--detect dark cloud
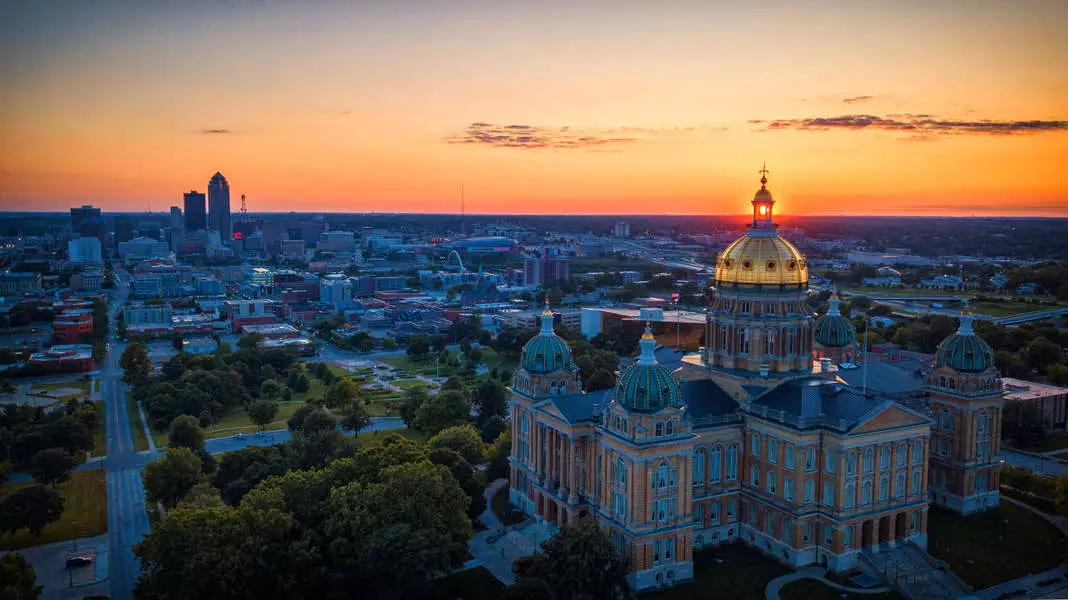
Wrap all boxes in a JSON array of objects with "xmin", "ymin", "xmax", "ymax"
[
  {"xmin": 842, "ymin": 95, "xmax": 875, "ymax": 104},
  {"xmin": 445, "ymin": 123, "xmax": 639, "ymax": 149},
  {"xmin": 752, "ymin": 114, "xmax": 1068, "ymax": 137},
  {"xmin": 201, "ymin": 128, "xmax": 232, "ymax": 134}
]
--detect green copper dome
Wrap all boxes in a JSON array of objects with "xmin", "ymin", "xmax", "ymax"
[
  {"xmin": 520, "ymin": 305, "xmax": 573, "ymax": 374},
  {"xmin": 934, "ymin": 311, "xmax": 993, "ymax": 373},
  {"xmin": 613, "ymin": 326, "xmax": 682, "ymax": 413},
  {"xmin": 815, "ymin": 294, "xmax": 856, "ymax": 348}
]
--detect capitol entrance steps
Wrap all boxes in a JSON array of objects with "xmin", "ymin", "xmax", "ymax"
[{"xmin": 860, "ymin": 544, "xmax": 969, "ymax": 600}]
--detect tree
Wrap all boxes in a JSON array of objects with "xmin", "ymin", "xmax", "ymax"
[
  {"xmin": 260, "ymin": 379, "xmax": 285, "ymax": 402},
  {"xmin": 459, "ymin": 339, "xmax": 472, "ymax": 356},
  {"xmin": 479, "ymin": 330, "xmax": 494, "ymax": 347},
  {"xmin": 1048, "ymin": 363, "xmax": 1068, "ymax": 386},
  {"xmin": 406, "ymin": 334, "xmax": 430, "ymax": 360},
  {"xmin": 1055, "ymin": 474, "xmax": 1068, "ymax": 517},
  {"xmin": 248, "ymin": 399, "xmax": 280, "ymax": 430},
  {"xmin": 0, "ymin": 553, "xmax": 42, "ymax": 600},
  {"xmin": 121, "ymin": 342, "xmax": 152, "ymax": 385},
  {"xmin": 0, "ymin": 485, "xmax": 64, "ymax": 537},
  {"xmin": 508, "ymin": 518, "xmax": 633, "ymax": 600},
  {"xmin": 431, "ymin": 336, "xmax": 447, "ymax": 353},
  {"xmin": 143, "ymin": 447, "xmax": 203, "ymax": 509},
  {"xmin": 399, "ymin": 387, "xmax": 428, "ymax": 426},
  {"xmin": 413, "ymin": 391, "xmax": 471, "ymax": 435},
  {"xmin": 479, "ymin": 415, "xmax": 507, "ymax": 444},
  {"xmin": 1024, "ymin": 337, "xmax": 1063, "ymax": 371},
  {"xmin": 473, "ymin": 379, "xmax": 507, "ymax": 426},
  {"xmin": 29, "ymin": 448, "xmax": 75, "ymax": 486},
  {"xmin": 340, "ymin": 402, "xmax": 371, "ymax": 437},
  {"xmin": 382, "ymin": 338, "xmax": 397, "ymax": 350},
  {"xmin": 585, "ymin": 368, "xmax": 616, "ymax": 392},
  {"xmin": 325, "ymin": 379, "xmax": 359, "ymax": 408},
  {"xmin": 162, "ymin": 355, "xmax": 186, "ymax": 380},
  {"xmin": 428, "ymin": 425, "xmax": 485, "ymax": 465},
  {"xmin": 168, "ymin": 415, "xmax": 205, "ymax": 452}
]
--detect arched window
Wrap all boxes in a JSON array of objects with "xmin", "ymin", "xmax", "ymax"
[
  {"xmin": 862, "ymin": 480, "xmax": 872, "ymax": 505},
  {"xmin": 658, "ymin": 462, "xmax": 669, "ymax": 490},
  {"xmin": 750, "ymin": 465, "xmax": 760, "ymax": 486},
  {"xmin": 693, "ymin": 449, "xmax": 705, "ymax": 483},
  {"xmin": 726, "ymin": 444, "xmax": 738, "ymax": 481},
  {"xmin": 764, "ymin": 329, "xmax": 775, "ymax": 356},
  {"xmin": 913, "ymin": 441, "xmax": 923, "ymax": 464},
  {"xmin": 618, "ymin": 457, "xmax": 626, "ymax": 485},
  {"xmin": 739, "ymin": 329, "xmax": 750, "ymax": 354},
  {"xmin": 895, "ymin": 471, "xmax": 906, "ymax": 498},
  {"xmin": 666, "ymin": 421, "xmax": 674, "ymax": 436},
  {"xmin": 879, "ymin": 475, "xmax": 889, "ymax": 501},
  {"xmin": 911, "ymin": 470, "xmax": 921, "ymax": 494},
  {"xmin": 710, "ymin": 447, "xmax": 722, "ymax": 483},
  {"xmin": 845, "ymin": 482, "xmax": 856, "ymax": 508},
  {"xmin": 655, "ymin": 422, "xmax": 664, "ymax": 437},
  {"xmin": 847, "ymin": 451, "xmax": 857, "ymax": 475},
  {"xmin": 751, "ymin": 433, "xmax": 761, "ymax": 458},
  {"xmin": 939, "ymin": 376, "xmax": 946, "ymax": 388},
  {"xmin": 863, "ymin": 448, "xmax": 874, "ymax": 473},
  {"xmin": 897, "ymin": 443, "xmax": 906, "ymax": 467},
  {"xmin": 879, "ymin": 446, "xmax": 889, "ymax": 469},
  {"xmin": 805, "ymin": 447, "xmax": 816, "ymax": 472},
  {"xmin": 949, "ymin": 378, "xmax": 956, "ymax": 390}
]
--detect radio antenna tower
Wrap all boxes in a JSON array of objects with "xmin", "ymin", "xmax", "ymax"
[{"xmin": 460, "ymin": 184, "xmax": 466, "ymax": 236}]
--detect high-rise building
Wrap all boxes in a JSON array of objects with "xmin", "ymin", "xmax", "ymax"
[
  {"xmin": 170, "ymin": 206, "xmax": 183, "ymax": 230},
  {"xmin": 208, "ymin": 172, "xmax": 232, "ymax": 241},
  {"xmin": 183, "ymin": 191, "xmax": 207, "ymax": 231},
  {"xmin": 115, "ymin": 218, "xmax": 135, "ymax": 246},
  {"xmin": 523, "ymin": 252, "xmax": 570, "ymax": 287},
  {"xmin": 70, "ymin": 205, "xmax": 101, "ymax": 229},
  {"xmin": 614, "ymin": 221, "xmax": 631, "ymax": 237},
  {"xmin": 68, "ymin": 237, "xmax": 103, "ymax": 264}
]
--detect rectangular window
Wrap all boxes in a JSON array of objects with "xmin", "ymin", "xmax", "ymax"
[
  {"xmin": 709, "ymin": 501, "xmax": 720, "ymax": 523},
  {"xmin": 805, "ymin": 447, "xmax": 816, "ymax": 472},
  {"xmin": 653, "ymin": 541, "xmax": 661, "ymax": 563},
  {"xmin": 748, "ymin": 502, "xmax": 758, "ymax": 526},
  {"xmin": 784, "ymin": 444, "xmax": 795, "ymax": 471},
  {"xmin": 751, "ymin": 435, "xmax": 761, "ymax": 458},
  {"xmin": 694, "ymin": 502, "xmax": 704, "ymax": 524},
  {"xmin": 767, "ymin": 471, "xmax": 777, "ymax": 495},
  {"xmin": 804, "ymin": 480, "xmax": 814, "ymax": 504},
  {"xmin": 726, "ymin": 447, "xmax": 738, "ymax": 481},
  {"xmin": 727, "ymin": 500, "xmax": 737, "ymax": 522},
  {"xmin": 825, "ymin": 451, "xmax": 836, "ymax": 475},
  {"xmin": 822, "ymin": 482, "xmax": 834, "ymax": 506},
  {"xmin": 880, "ymin": 447, "xmax": 889, "ymax": 470},
  {"xmin": 783, "ymin": 519, "xmax": 793, "ymax": 544},
  {"xmin": 847, "ymin": 452, "xmax": 856, "ymax": 476},
  {"xmin": 710, "ymin": 449, "xmax": 722, "ymax": 483},
  {"xmin": 768, "ymin": 439, "xmax": 778, "ymax": 464},
  {"xmin": 896, "ymin": 444, "xmax": 906, "ymax": 467},
  {"xmin": 784, "ymin": 477, "xmax": 794, "ymax": 501},
  {"xmin": 823, "ymin": 524, "xmax": 833, "ymax": 547},
  {"xmin": 665, "ymin": 537, "xmax": 673, "ymax": 561},
  {"xmin": 751, "ymin": 465, "xmax": 760, "ymax": 486}
]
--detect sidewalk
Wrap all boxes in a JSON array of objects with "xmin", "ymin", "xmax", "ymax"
[{"xmin": 765, "ymin": 567, "xmax": 892, "ymax": 600}]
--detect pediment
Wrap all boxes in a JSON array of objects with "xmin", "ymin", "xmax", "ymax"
[{"xmin": 852, "ymin": 403, "xmax": 929, "ymax": 434}]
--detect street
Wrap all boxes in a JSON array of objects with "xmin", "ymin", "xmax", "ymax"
[{"xmin": 1001, "ymin": 449, "xmax": 1068, "ymax": 477}]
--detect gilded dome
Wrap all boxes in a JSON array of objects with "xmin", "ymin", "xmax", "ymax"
[
  {"xmin": 520, "ymin": 303, "xmax": 573, "ymax": 374},
  {"xmin": 934, "ymin": 311, "xmax": 993, "ymax": 373},
  {"xmin": 714, "ymin": 167, "xmax": 808, "ymax": 290},
  {"xmin": 815, "ymin": 294, "xmax": 856, "ymax": 348},
  {"xmin": 715, "ymin": 235, "xmax": 808, "ymax": 288},
  {"xmin": 613, "ymin": 325, "xmax": 682, "ymax": 413}
]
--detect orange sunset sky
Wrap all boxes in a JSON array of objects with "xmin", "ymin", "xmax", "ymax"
[{"xmin": 1, "ymin": 0, "xmax": 1066, "ymax": 216}]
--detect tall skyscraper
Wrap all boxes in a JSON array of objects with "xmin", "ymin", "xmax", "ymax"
[
  {"xmin": 208, "ymin": 172, "xmax": 232, "ymax": 241},
  {"xmin": 170, "ymin": 206, "xmax": 183, "ymax": 230},
  {"xmin": 183, "ymin": 191, "xmax": 206, "ymax": 231},
  {"xmin": 70, "ymin": 205, "xmax": 101, "ymax": 229}
]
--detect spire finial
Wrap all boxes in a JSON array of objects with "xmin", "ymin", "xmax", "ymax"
[
  {"xmin": 958, "ymin": 300, "xmax": 974, "ymax": 335},
  {"xmin": 641, "ymin": 321, "xmax": 655, "ymax": 341},
  {"xmin": 638, "ymin": 321, "xmax": 657, "ymax": 364},
  {"xmin": 759, "ymin": 161, "xmax": 769, "ymax": 187},
  {"xmin": 541, "ymin": 295, "xmax": 552, "ymax": 317}
]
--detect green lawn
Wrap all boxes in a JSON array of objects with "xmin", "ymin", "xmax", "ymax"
[
  {"xmin": 427, "ymin": 566, "xmax": 504, "ymax": 600},
  {"xmin": 32, "ymin": 378, "xmax": 91, "ymax": 393},
  {"xmin": 0, "ymin": 469, "xmax": 108, "ymax": 550},
  {"xmin": 927, "ymin": 502, "xmax": 1068, "ymax": 590},
  {"xmin": 395, "ymin": 378, "xmax": 428, "ymax": 390},
  {"xmin": 126, "ymin": 394, "xmax": 149, "ymax": 452},
  {"xmin": 1029, "ymin": 433, "xmax": 1068, "ymax": 453},
  {"xmin": 380, "ymin": 355, "xmax": 440, "ymax": 376},
  {"xmin": 153, "ymin": 401, "xmax": 309, "ymax": 447},
  {"xmin": 490, "ymin": 485, "xmax": 527, "ymax": 526},
  {"xmin": 780, "ymin": 579, "xmax": 905, "ymax": 600},
  {"xmin": 292, "ymin": 377, "xmax": 326, "ymax": 403},
  {"xmin": 91, "ymin": 400, "xmax": 106, "ymax": 456},
  {"xmin": 969, "ymin": 301, "xmax": 1055, "ymax": 317},
  {"xmin": 323, "ymin": 362, "xmax": 352, "ymax": 378},
  {"xmin": 645, "ymin": 544, "xmax": 792, "ymax": 600}
]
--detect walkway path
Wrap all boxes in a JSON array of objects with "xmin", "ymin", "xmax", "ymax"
[
  {"xmin": 862, "ymin": 544, "xmax": 967, "ymax": 600},
  {"xmin": 466, "ymin": 478, "xmax": 555, "ymax": 587},
  {"xmin": 765, "ymin": 567, "xmax": 891, "ymax": 600},
  {"xmin": 1001, "ymin": 494, "xmax": 1068, "ymax": 536}
]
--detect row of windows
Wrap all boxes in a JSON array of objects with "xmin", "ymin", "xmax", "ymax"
[
  {"xmin": 692, "ymin": 445, "xmax": 739, "ymax": 483},
  {"xmin": 936, "ymin": 376, "xmax": 999, "ymax": 392},
  {"xmin": 747, "ymin": 466, "xmax": 923, "ymax": 507},
  {"xmin": 694, "ymin": 499, "xmax": 738, "ymax": 525},
  {"xmin": 749, "ymin": 435, "xmax": 924, "ymax": 476}
]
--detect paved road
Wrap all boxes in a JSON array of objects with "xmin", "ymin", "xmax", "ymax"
[{"xmin": 1001, "ymin": 450, "xmax": 1068, "ymax": 477}]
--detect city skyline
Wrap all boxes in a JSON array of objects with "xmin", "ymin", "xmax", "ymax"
[{"xmin": 1, "ymin": 1, "xmax": 1067, "ymax": 216}]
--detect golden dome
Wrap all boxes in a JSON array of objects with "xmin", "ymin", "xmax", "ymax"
[{"xmin": 715, "ymin": 234, "xmax": 808, "ymax": 288}]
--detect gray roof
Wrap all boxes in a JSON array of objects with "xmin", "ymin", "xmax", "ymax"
[
  {"xmin": 837, "ymin": 361, "xmax": 925, "ymax": 398},
  {"xmin": 679, "ymin": 379, "xmax": 739, "ymax": 420},
  {"xmin": 750, "ymin": 377, "xmax": 892, "ymax": 432},
  {"xmin": 546, "ymin": 390, "xmax": 610, "ymax": 424}
]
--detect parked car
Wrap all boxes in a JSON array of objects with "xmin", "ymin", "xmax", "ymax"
[{"xmin": 66, "ymin": 555, "xmax": 92, "ymax": 568}]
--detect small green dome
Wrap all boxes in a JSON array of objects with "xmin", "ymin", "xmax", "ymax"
[
  {"xmin": 613, "ymin": 326, "xmax": 681, "ymax": 412},
  {"xmin": 520, "ymin": 306, "xmax": 573, "ymax": 374},
  {"xmin": 934, "ymin": 311, "xmax": 993, "ymax": 373},
  {"xmin": 815, "ymin": 296, "xmax": 856, "ymax": 347}
]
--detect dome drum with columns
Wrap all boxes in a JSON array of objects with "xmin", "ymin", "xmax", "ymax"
[
  {"xmin": 813, "ymin": 292, "xmax": 857, "ymax": 363},
  {"xmin": 513, "ymin": 300, "xmax": 583, "ymax": 398}
]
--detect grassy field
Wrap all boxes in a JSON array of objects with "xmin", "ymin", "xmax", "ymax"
[
  {"xmin": 0, "ymin": 469, "xmax": 108, "ymax": 550},
  {"xmin": 127, "ymin": 394, "xmax": 149, "ymax": 452},
  {"xmin": 92, "ymin": 400, "xmax": 106, "ymax": 456},
  {"xmin": 969, "ymin": 300, "xmax": 1054, "ymax": 317},
  {"xmin": 1027, "ymin": 433, "xmax": 1068, "ymax": 453},
  {"xmin": 32, "ymin": 378, "xmax": 91, "ymax": 393},
  {"xmin": 427, "ymin": 566, "xmax": 504, "ymax": 600},
  {"xmin": 152, "ymin": 401, "xmax": 310, "ymax": 447},
  {"xmin": 380, "ymin": 355, "xmax": 439, "ymax": 376},
  {"xmin": 394, "ymin": 378, "xmax": 429, "ymax": 390},
  {"xmin": 292, "ymin": 377, "xmax": 326, "ymax": 403},
  {"xmin": 927, "ymin": 502, "xmax": 1068, "ymax": 590},
  {"xmin": 841, "ymin": 287, "xmax": 967, "ymax": 298},
  {"xmin": 323, "ymin": 362, "xmax": 352, "ymax": 378},
  {"xmin": 645, "ymin": 544, "xmax": 792, "ymax": 600},
  {"xmin": 780, "ymin": 579, "xmax": 905, "ymax": 600}
]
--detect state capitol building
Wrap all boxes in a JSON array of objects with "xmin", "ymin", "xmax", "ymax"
[{"xmin": 507, "ymin": 169, "xmax": 1006, "ymax": 591}]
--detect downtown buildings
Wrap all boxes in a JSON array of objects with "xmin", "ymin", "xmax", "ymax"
[{"xmin": 507, "ymin": 172, "xmax": 1004, "ymax": 591}]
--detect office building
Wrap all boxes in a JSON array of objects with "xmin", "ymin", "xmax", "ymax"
[
  {"xmin": 68, "ymin": 237, "xmax": 103, "ymax": 264},
  {"xmin": 170, "ymin": 206, "xmax": 182, "ymax": 230},
  {"xmin": 208, "ymin": 171, "xmax": 232, "ymax": 241},
  {"xmin": 184, "ymin": 191, "xmax": 207, "ymax": 231},
  {"xmin": 70, "ymin": 205, "xmax": 101, "ymax": 229}
]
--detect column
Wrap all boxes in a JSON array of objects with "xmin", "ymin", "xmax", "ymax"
[
  {"xmin": 885, "ymin": 514, "xmax": 896, "ymax": 546},
  {"xmin": 870, "ymin": 518, "xmax": 880, "ymax": 549},
  {"xmin": 569, "ymin": 436, "xmax": 579, "ymax": 503}
]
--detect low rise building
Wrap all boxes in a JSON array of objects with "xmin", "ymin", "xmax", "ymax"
[
  {"xmin": 29, "ymin": 344, "xmax": 94, "ymax": 373},
  {"xmin": 241, "ymin": 322, "xmax": 300, "ymax": 339},
  {"xmin": 0, "ymin": 272, "xmax": 42, "ymax": 295},
  {"xmin": 53, "ymin": 308, "xmax": 93, "ymax": 343},
  {"xmin": 1002, "ymin": 378, "xmax": 1068, "ymax": 433}
]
